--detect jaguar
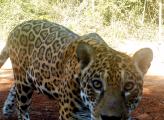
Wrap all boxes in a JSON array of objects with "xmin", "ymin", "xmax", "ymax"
[{"xmin": 0, "ymin": 20, "xmax": 153, "ymax": 120}]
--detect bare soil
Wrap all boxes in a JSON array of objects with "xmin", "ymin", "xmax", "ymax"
[{"xmin": 0, "ymin": 59, "xmax": 164, "ymax": 120}]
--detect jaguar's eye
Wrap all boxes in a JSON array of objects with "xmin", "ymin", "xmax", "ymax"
[
  {"xmin": 92, "ymin": 80, "xmax": 102, "ymax": 90},
  {"xmin": 124, "ymin": 82, "xmax": 134, "ymax": 91}
]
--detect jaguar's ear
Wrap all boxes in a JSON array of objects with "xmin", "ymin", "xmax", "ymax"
[
  {"xmin": 76, "ymin": 42, "xmax": 94, "ymax": 71},
  {"xmin": 133, "ymin": 48, "xmax": 153, "ymax": 76}
]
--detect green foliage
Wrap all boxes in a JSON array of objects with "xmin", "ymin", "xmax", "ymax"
[
  {"xmin": 0, "ymin": 0, "xmax": 162, "ymax": 44},
  {"xmin": 98, "ymin": 0, "xmax": 159, "ymax": 25}
]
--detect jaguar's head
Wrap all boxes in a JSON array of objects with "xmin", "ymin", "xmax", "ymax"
[{"xmin": 77, "ymin": 42, "xmax": 153, "ymax": 120}]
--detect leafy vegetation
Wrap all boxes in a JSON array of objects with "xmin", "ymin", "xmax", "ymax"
[{"xmin": 0, "ymin": 0, "xmax": 163, "ymax": 46}]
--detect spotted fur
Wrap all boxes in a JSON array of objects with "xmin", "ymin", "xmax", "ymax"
[{"xmin": 0, "ymin": 20, "xmax": 153, "ymax": 120}]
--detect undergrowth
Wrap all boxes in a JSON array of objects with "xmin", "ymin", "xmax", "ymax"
[{"xmin": 0, "ymin": 0, "xmax": 162, "ymax": 46}]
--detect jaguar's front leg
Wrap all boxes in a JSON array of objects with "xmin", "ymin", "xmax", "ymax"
[{"xmin": 15, "ymin": 82, "xmax": 34, "ymax": 120}]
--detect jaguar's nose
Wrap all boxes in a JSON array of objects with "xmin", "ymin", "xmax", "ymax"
[{"xmin": 101, "ymin": 114, "xmax": 122, "ymax": 120}]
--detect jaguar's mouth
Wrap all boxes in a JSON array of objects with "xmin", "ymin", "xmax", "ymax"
[{"xmin": 101, "ymin": 114, "xmax": 122, "ymax": 120}]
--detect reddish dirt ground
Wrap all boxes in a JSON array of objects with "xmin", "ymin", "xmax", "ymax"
[{"xmin": 0, "ymin": 59, "xmax": 164, "ymax": 120}]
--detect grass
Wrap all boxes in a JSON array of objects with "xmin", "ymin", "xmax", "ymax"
[{"xmin": 0, "ymin": 0, "xmax": 162, "ymax": 47}]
